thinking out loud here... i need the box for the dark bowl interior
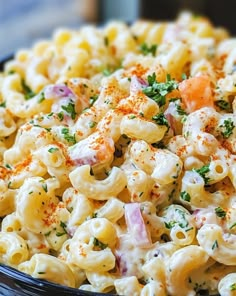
[0,264,118,296]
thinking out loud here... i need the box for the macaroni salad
[1,11,236,296]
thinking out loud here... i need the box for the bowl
[0,264,116,296]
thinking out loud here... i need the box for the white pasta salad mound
[0,11,236,296]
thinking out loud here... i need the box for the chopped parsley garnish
[93,237,108,250]
[212,239,218,250]
[193,164,210,185]
[104,36,109,46]
[215,100,231,111]
[102,69,112,76]
[89,94,98,106]
[5,163,12,170]
[181,73,187,80]
[219,118,235,138]
[164,221,176,229]
[230,222,236,230]
[142,73,178,107]
[56,221,68,237]
[215,207,226,218]
[152,112,169,128]
[21,79,35,100]
[38,271,46,274]
[139,43,157,56]
[61,128,76,144]
[176,104,187,116]
[61,101,77,119]
[180,191,191,202]
[230,283,236,291]
[57,112,64,121]
[38,92,45,103]
[48,147,59,153]
[0,101,6,108]
[89,121,97,128]
[42,183,48,193]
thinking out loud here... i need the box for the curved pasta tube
[95,197,125,223]
[18,253,76,288]
[161,204,195,246]
[129,140,183,184]
[141,281,166,296]
[114,276,142,296]
[218,273,236,296]
[85,270,115,293]
[120,115,167,143]
[207,159,229,184]
[197,224,236,265]
[0,232,29,266]
[182,107,220,156]
[152,149,183,185]
[126,169,155,202]
[69,165,127,200]
[2,74,53,118]
[0,108,16,137]
[0,180,15,217]
[166,245,209,296]
[25,57,51,92]
[180,170,212,209]
[16,177,60,233]
[69,218,116,272]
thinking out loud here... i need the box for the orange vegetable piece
[179,75,214,113]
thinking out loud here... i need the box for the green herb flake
[102,69,111,76]
[181,73,187,80]
[152,113,169,128]
[176,104,187,116]
[215,207,226,218]
[215,100,231,111]
[142,73,178,107]
[0,101,6,108]
[5,163,12,170]
[48,147,59,153]
[220,118,235,138]
[38,92,45,103]
[129,114,136,119]
[93,237,108,250]
[180,191,191,202]
[61,101,77,119]
[104,36,109,46]
[38,271,46,274]
[193,164,210,185]
[8,70,15,75]
[57,112,64,121]
[212,240,218,250]
[42,183,48,193]
[230,283,236,291]
[164,221,176,229]
[91,212,98,218]
[21,79,35,100]
[89,121,97,128]
[139,43,157,56]
[229,222,236,230]
[89,94,98,107]
[61,128,76,144]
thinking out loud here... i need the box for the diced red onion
[44,84,75,100]
[125,203,152,248]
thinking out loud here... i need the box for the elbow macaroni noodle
[1,10,236,295]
